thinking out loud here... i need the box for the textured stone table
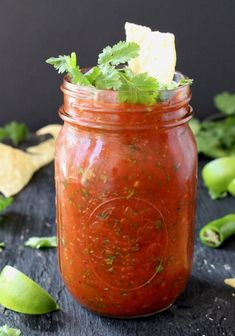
[0,160,234,335]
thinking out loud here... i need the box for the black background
[0,0,234,130]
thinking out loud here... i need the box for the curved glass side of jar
[55,78,197,318]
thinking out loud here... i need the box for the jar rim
[59,70,193,132]
[62,71,191,103]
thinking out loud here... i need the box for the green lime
[0,265,59,314]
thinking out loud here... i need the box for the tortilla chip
[0,144,35,197]
[0,124,60,197]
[36,124,62,139]
[26,139,55,170]
[224,278,235,288]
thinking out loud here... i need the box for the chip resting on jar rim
[125,22,177,84]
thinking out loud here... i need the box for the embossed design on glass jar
[87,197,168,291]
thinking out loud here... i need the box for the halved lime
[0,265,59,314]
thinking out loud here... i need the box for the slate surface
[0,160,234,336]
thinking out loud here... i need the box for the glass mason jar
[55,74,197,318]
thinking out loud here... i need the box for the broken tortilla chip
[224,278,235,289]
[0,136,56,196]
[36,124,62,139]
[27,139,55,170]
[0,143,35,197]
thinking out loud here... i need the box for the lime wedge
[0,265,59,314]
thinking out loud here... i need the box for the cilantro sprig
[94,64,121,90]
[119,72,159,105]
[46,42,158,104]
[0,122,28,146]
[46,52,90,86]
[25,236,57,249]
[159,78,193,91]
[214,92,235,116]
[46,41,192,105]
[0,324,21,336]
[98,41,139,66]
[190,92,235,158]
[190,117,235,158]
[0,196,13,213]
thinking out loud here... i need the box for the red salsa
[55,78,197,317]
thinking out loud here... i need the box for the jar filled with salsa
[55,73,197,318]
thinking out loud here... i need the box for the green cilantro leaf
[196,130,227,158]
[155,259,164,273]
[0,243,5,251]
[189,118,201,136]
[95,65,122,90]
[67,51,77,69]
[119,72,159,105]
[119,67,135,79]
[25,236,57,249]
[98,41,139,66]
[46,54,70,74]
[0,122,28,146]
[159,82,178,91]
[0,128,7,140]
[0,325,21,336]
[69,67,91,85]
[84,66,101,84]
[190,116,235,158]
[46,52,91,87]
[178,78,194,86]
[214,92,235,115]
[159,78,193,91]
[0,196,13,213]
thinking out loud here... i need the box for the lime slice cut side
[0,265,59,315]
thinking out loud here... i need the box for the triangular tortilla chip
[0,144,35,197]
[27,139,55,171]
[36,124,62,139]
